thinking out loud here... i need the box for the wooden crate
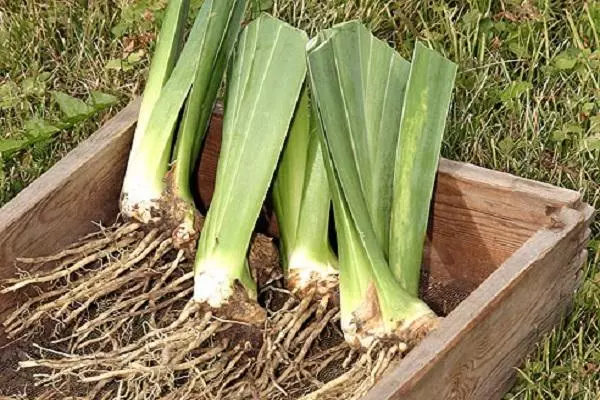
[0,100,594,399]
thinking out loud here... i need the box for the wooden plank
[197,105,223,210]
[0,100,140,326]
[364,207,589,400]
[438,159,582,210]
[425,161,584,287]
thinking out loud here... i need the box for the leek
[121,0,244,225]
[308,22,456,347]
[167,0,247,248]
[273,87,337,294]
[193,14,307,315]
[133,0,189,143]
[309,22,410,256]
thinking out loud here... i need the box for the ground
[0,0,599,398]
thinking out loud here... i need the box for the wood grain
[365,207,591,400]
[197,108,222,211]
[0,100,140,330]
[425,160,583,287]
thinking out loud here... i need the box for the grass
[1,0,599,398]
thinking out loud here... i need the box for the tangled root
[245,288,406,400]
[23,303,224,387]
[10,281,407,400]
[1,221,191,351]
[150,287,408,400]
[18,300,265,400]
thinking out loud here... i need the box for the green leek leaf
[135,0,189,138]
[389,42,457,296]
[170,0,247,207]
[273,88,312,268]
[121,0,230,222]
[307,22,410,257]
[273,87,336,282]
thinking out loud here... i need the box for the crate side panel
[425,161,583,288]
[364,208,588,400]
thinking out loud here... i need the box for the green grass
[1,0,599,398]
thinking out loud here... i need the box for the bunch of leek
[0,0,248,342]
[308,22,457,347]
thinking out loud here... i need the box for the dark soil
[0,339,41,398]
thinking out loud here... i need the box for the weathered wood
[197,106,222,211]
[365,206,591,400]
[0,100,140,327]
[425,160,584,287]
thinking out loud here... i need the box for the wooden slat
[425,160,583,287]
[365,207,589,400]
[0,100,140,327]
[438,159,582,209]
[197,108,223,210]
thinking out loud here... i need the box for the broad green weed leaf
[582,103,595,115]
[127,50,144,64]
[90,91,119,110]
[23,118,61,139]
[0,81,19,108]
[499,81,532,102]
[551,131,567,143]
[498,137,515,154]
[589,116,600,133]
[106,59,124,71]
[461,9,481,29]
[52,91,94,122]
[562,122,584,135]
[554,49,580,70]
[581,135,600,151]
[0,138,29,153]
[21,75,48,97]
[21,77,37,95]
[38,72,52,82]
